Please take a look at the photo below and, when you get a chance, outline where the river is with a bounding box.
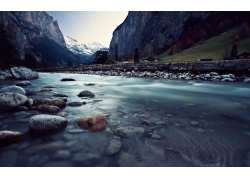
[0,72,250,167]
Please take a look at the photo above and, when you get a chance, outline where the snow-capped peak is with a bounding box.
[64,35,107,56]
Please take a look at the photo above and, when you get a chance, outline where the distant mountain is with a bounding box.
[64,36,108,64]
[0,11,79,68]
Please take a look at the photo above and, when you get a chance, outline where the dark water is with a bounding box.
[0,73,250,167]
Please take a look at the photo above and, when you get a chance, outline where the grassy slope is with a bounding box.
[158,26,250,63]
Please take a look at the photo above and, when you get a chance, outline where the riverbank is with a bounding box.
[36,60,250,83]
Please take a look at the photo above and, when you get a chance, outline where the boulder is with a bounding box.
[29,114,68,134]
[0,92,28,112]
[77,115,107,131]
[37,105,60,113]
[77,90,95,97]
[61,78,75,81]
[115,126,145,137]
[16,81,31,86]
[33,98,66,108]
[11,66,39,80]
[0,85,26,95]
[0,130,25,147]
[106,136,122,156]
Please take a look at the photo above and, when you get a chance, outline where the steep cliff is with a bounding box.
[12,11,66,48]
[0,11,77,68]
[109,11,212,59]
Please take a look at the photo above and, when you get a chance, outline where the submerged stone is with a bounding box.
[115,126,145,137]
[77,115,107,131]
[67,102,83,107]
[106,136,122,156]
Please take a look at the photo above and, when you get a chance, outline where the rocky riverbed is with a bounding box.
[0,70,250,167]
[37,60,250,83]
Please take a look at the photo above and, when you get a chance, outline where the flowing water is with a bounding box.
[0,73,250,167]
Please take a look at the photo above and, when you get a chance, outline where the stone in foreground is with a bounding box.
[33,98,66,108]
[36,105,61,113]
[0,85,26,95]
[77,115,107,131]
[11,66,39,80]
[77,90,95,97]
[0,130,25,147]
[106,136,122,156]
[29,114,68,134]
[115,126,145,137]
[0,92,28,112]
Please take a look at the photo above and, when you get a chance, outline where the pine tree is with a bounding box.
[230,44,238,58]
[67,60,73,67]
[134,48,139,63]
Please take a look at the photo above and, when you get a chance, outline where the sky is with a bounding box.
[46,11,128,47]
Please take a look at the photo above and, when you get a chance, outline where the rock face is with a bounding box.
[12,11,66,47]
[11,66,39,79]
[0,92,28,112]
[77,115,107,131]
[0,11,78,68]
[109,11,211,58]
[29,114,68,134]
[0,85,26,95]
[0,130,25,146]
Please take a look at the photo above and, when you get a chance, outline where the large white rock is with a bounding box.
[0,85,26,95]
[0,92,28,112]
[11,66,39,80]
[29,114,68,134]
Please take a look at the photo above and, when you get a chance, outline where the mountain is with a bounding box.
[109,11,250,61]
[0,11,79,68]
[64,36,108,64]
[109,11,212,59]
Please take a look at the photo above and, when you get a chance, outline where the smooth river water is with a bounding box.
[0,73,250,167]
